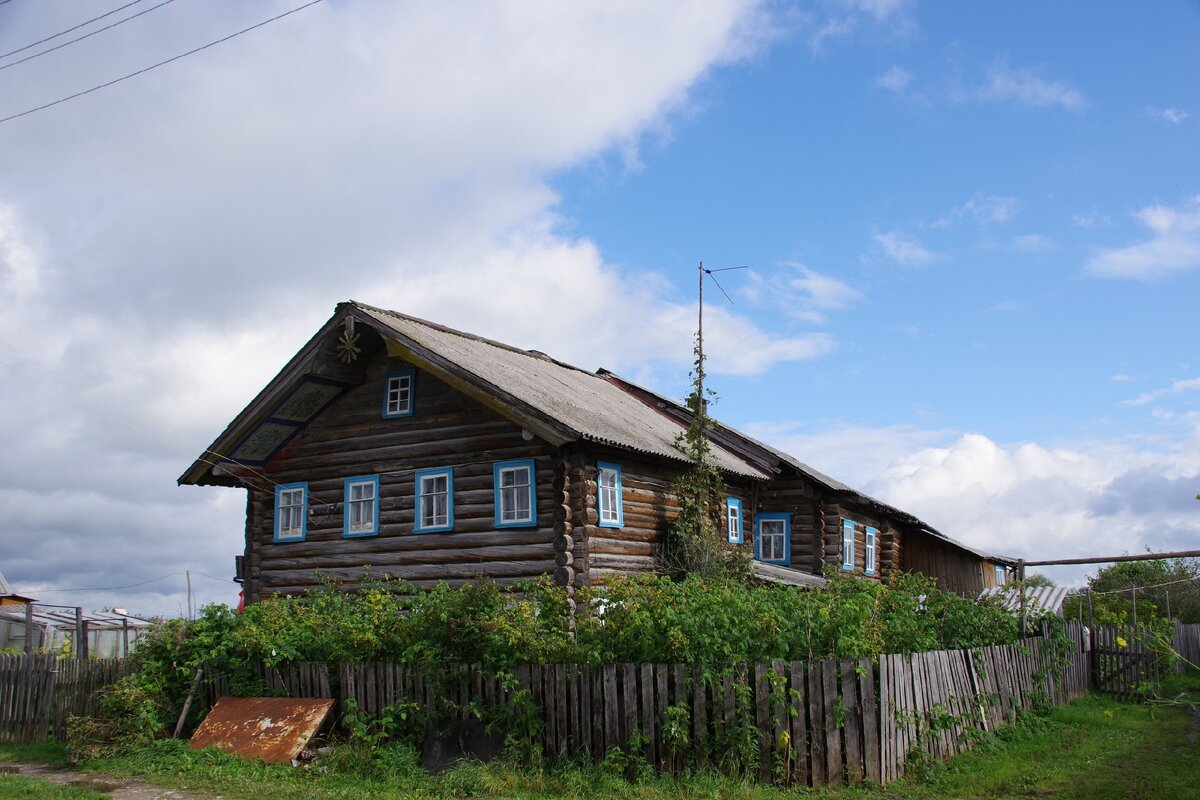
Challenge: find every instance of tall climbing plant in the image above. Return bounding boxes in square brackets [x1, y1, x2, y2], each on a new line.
[659, 267, 750, 581]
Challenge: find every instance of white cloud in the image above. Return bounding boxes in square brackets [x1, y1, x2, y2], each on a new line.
[0, 1, 789, 615]
[1121, 377, 1200, 408]
[873, 230, 939, 267]
[869, 429, 1200, 581]
[875, 65, 913, 92]
[1011, 233, 1057, 253]
[1072, 211, 1111, 229]
[747, 421, 1200, 585]
[1148, 107, 1188, 124]
[802, 0, 914, 50]
[1109, 374, 1136, 383]
[962, 193, 1019, 224]
[974, 62, 1087, 112]
[742, 262, 864, 324]
[1085, 196, 1200, 280]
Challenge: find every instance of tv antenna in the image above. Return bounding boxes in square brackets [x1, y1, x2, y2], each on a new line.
[696, 262, 748, 415]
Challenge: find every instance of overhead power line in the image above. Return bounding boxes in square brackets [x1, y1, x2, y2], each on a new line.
[0, 0, 325, 125]
[0, 0, 147, 60]
[0, 0, 180, 74]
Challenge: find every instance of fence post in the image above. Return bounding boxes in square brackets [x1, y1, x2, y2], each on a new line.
[24, 604, 34, 655]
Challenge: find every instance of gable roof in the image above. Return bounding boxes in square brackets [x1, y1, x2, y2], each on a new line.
[180, 301, 769, 486]
[176, 301, 1014, 566]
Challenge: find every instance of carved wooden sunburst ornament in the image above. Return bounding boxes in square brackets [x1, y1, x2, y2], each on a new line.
[336, 328, 361, 363]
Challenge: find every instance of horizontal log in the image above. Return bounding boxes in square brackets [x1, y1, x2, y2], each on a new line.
[258, 527, 550, 557]
[555, 550, 574, 567]
[589, 553, 657, 572]
[260, 542, 554, 571]
[260, 558, 557, 586]
[588, 537, 655, 557]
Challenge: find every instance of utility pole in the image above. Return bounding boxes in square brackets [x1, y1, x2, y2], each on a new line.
[187, 570, 193, 620]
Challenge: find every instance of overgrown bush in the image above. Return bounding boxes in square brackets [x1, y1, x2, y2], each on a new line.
[65, 675, 171, 761]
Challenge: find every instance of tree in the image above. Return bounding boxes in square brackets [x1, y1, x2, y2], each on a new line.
[1063, 556, 1200, 624]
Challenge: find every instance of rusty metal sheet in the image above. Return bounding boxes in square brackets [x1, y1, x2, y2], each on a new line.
[189, 696, 335, 764]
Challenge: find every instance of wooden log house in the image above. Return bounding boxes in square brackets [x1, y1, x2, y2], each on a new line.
[179, 302, 1011, 602]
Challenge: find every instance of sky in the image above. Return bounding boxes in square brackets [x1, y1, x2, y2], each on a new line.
[0, 0, 1197, 617]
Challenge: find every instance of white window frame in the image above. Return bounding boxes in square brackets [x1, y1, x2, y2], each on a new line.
[415, 467, 454, 533]
[596, 462, 623, 528]
[382, 369, 414, 418]
[842, 518, 856, 571]
[864, 526, 877, 575]
[755, 513, 789, 565]
[494, 459, 536, 528]
[343, 475, 379, 537]
[726, 497, 743, 544]
[274, 482, 308, 542]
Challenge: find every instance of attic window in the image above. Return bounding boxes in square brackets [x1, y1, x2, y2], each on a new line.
[726, 497, 743, 544]
[344, 475, 379, 537]
[382, 369, 414, 418]
[274, 482, 308, 542]
[865, 526, 877, 575]
[596, 462, 623, 528]
[842, 519, 856, 571]
[494, 459, 536, 528]
[415, 467, 454, 533]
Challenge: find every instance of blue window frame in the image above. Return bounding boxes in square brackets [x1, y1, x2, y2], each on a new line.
[754, 513, 790, 565]
[864, 526, 877, 575]
[842, 519, 856, 570]
[343, 475, 379, 537]
[726, 497, 743, 544]
[274, 482, 308, 542]
[596, 462, 623, 528]
[382, 369, 415, 418]
[414, 467, 454, 533]
[494, 459, 537, 528]
[994, 564, 1007, 585]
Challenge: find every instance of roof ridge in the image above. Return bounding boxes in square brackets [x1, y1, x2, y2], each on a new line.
[349, 300, 601, 378]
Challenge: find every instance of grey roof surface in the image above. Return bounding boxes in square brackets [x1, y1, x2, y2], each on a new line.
[357, 304, 769, 479]
[980, 585, 1070, 616]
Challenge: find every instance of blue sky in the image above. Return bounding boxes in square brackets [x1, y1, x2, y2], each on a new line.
[0, 1, 1196, 614]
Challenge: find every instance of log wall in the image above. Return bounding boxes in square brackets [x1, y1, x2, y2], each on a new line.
[244, 356, 558, 600]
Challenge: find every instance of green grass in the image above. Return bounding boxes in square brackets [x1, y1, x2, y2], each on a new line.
[1, 672, 1197, 800]
[0, 774, 109, 800]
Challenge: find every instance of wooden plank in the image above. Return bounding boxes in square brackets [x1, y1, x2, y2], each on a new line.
[859, 658, 880, 785]
[841, 659, 863, 783]
[655, 664, 669, 773]
[673, 663, 687, 776]
[622, 663, 638, 751]
[808, 659, 826, 785]
[640, 663, 655, 767]
[823, 659, 842, 787]
[692, 664, 708, 767]
[603, 664, 619, 756]
[556, 663, 568, 756]
[755, 663, 771, 783]
[790, 661, 808, 787]
[578, 664, 592, 759]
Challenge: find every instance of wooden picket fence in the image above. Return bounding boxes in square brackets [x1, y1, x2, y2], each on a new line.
[0, 654, 58, 743]
[1090, 624, 1160, 700]
[209, 629, 1089, 788]
[1173, 623, 1200, 671]
[0, 623, 1137, 786]
[0, 654, 133, 744]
